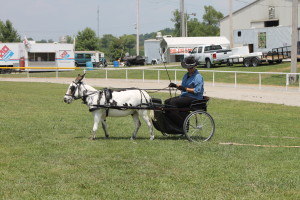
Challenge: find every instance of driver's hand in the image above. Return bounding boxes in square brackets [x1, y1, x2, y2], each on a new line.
[168, 82, 177, 88]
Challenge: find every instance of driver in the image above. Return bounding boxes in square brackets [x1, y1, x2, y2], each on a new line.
[165, 56, 204, 125]
[166, 56, 204, 106]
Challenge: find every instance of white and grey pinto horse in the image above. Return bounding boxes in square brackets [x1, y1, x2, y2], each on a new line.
[64, 74, 154, 140]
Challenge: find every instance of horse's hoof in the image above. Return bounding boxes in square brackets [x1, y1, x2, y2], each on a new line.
[150, 137, 154, 140]
[91, 137, 96, 140]
[130, 137, 136, 140]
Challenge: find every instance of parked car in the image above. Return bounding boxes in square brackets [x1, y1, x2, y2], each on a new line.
[75, 51, 107, 67]
[123, 55, 145, 66]
[75, 53, 92, 67]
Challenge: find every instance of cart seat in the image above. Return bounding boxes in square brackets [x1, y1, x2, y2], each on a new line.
[190, 96, 209, 111]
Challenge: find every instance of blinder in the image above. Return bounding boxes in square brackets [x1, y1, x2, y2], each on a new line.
[65, 81, 84, 100]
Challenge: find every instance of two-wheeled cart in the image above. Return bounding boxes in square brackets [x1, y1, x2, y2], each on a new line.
[150, 96, 215, 142]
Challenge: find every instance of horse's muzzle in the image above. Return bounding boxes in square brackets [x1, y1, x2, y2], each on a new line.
[63, 96, 72, 104]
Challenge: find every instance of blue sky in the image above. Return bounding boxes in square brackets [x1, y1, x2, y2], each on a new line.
[0, 0, 255, 41]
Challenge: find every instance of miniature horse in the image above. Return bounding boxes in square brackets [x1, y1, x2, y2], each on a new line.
[63, 74, 154, 140]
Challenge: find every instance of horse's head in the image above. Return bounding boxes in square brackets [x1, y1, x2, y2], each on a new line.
[64, 74, 85, 104]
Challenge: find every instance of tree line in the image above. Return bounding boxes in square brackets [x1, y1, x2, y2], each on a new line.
[0, 6, 223, 61]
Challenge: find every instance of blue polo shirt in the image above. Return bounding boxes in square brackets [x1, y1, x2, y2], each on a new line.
[180, 69, 204, 100]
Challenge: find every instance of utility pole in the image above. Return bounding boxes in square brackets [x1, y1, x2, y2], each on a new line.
[97, 6, 100, 38]
[136, 0, 140, 56]
[229, 0, 233, 48]
[290, 0, 298, 83]
[180, 0, 186, 37]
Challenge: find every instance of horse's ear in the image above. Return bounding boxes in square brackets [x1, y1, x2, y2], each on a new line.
[75, 73, 85, 83]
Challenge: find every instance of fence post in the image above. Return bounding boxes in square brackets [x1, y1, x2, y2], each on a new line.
[56, 68, 58, 79]
[175, 70, 177, 83]
[213, 71, 215, 87]
[143, 70, 145, 82]
[234, 72, 237, 88]
[158, 70, 160, 83]
[105, 69, 107, 80]
[126, 69, 128, 81]
[286, 74, 289, 91]
[259, 73, 262, 89]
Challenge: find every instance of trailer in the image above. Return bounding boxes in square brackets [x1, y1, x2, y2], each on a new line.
[226, 46, 291, 67]
[0, 42, 75, 73]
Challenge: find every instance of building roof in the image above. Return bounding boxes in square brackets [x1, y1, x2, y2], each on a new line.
[161, 37, 230, 48]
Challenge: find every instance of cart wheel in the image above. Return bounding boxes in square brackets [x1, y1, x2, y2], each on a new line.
[183, 111, 215, 142]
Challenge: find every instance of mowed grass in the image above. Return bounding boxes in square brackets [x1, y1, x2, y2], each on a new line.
[0, 82, 299, 199]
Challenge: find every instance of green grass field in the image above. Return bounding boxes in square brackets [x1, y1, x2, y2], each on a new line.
[0, 82, 299, 199]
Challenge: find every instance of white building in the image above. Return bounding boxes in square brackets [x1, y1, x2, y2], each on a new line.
[0, 41, 75, 71]
[220, 0, 298, 52]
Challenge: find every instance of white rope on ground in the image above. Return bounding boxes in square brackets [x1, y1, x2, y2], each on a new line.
[219, 142, 300, 148]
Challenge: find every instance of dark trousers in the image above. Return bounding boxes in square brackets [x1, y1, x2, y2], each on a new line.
[164, 96, 196, 127]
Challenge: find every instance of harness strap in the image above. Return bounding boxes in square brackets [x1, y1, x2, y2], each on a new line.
[97, 91, 103, 105]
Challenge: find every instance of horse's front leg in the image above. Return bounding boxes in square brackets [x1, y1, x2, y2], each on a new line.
[92, 110, 101, 140]
[131, 112, 141, 140]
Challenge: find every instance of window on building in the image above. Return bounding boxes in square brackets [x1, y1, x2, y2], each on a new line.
[264, 20, 279, 27]
[28, 52, 55, 62]
[238, 31, 241, 37]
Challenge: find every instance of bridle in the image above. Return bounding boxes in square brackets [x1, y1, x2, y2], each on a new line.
[65, 81, 86, 100]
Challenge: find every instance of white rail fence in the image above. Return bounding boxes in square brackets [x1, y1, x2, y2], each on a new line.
[7, 67, 300, 92]
[82, 68, 300, 92]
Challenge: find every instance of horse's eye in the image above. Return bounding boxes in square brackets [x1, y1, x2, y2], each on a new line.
[70, 86, 76, 93]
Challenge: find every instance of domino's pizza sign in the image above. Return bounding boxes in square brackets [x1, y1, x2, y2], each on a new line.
[0, 45, 14, 62]
[60, 50, 70, 60]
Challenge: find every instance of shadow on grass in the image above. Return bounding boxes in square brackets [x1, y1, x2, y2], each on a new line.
[74, 134, 186, 141]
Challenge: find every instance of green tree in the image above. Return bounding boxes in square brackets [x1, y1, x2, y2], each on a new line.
[107, 37, 124, 61]
[202, 5, 224, 26]
[36, 39, 48, 43]
[0, 20, 21, 42]
[66, 35, 74, 44]
[171, 6, 224, 37]
[75, 28, 99, 51]
[202, 5, 224, 36]
[120, 34, 136, 55]
[171, 9, 181, 37]
[99, 34, 117, 50]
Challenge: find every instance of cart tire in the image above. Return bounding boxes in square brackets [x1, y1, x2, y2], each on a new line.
[251, 57, 260, 67]
[183, 111, 215, 142]
[243, 58, 252, 67]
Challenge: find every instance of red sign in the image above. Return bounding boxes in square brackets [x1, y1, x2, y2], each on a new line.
[170, 48, 193, 54]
